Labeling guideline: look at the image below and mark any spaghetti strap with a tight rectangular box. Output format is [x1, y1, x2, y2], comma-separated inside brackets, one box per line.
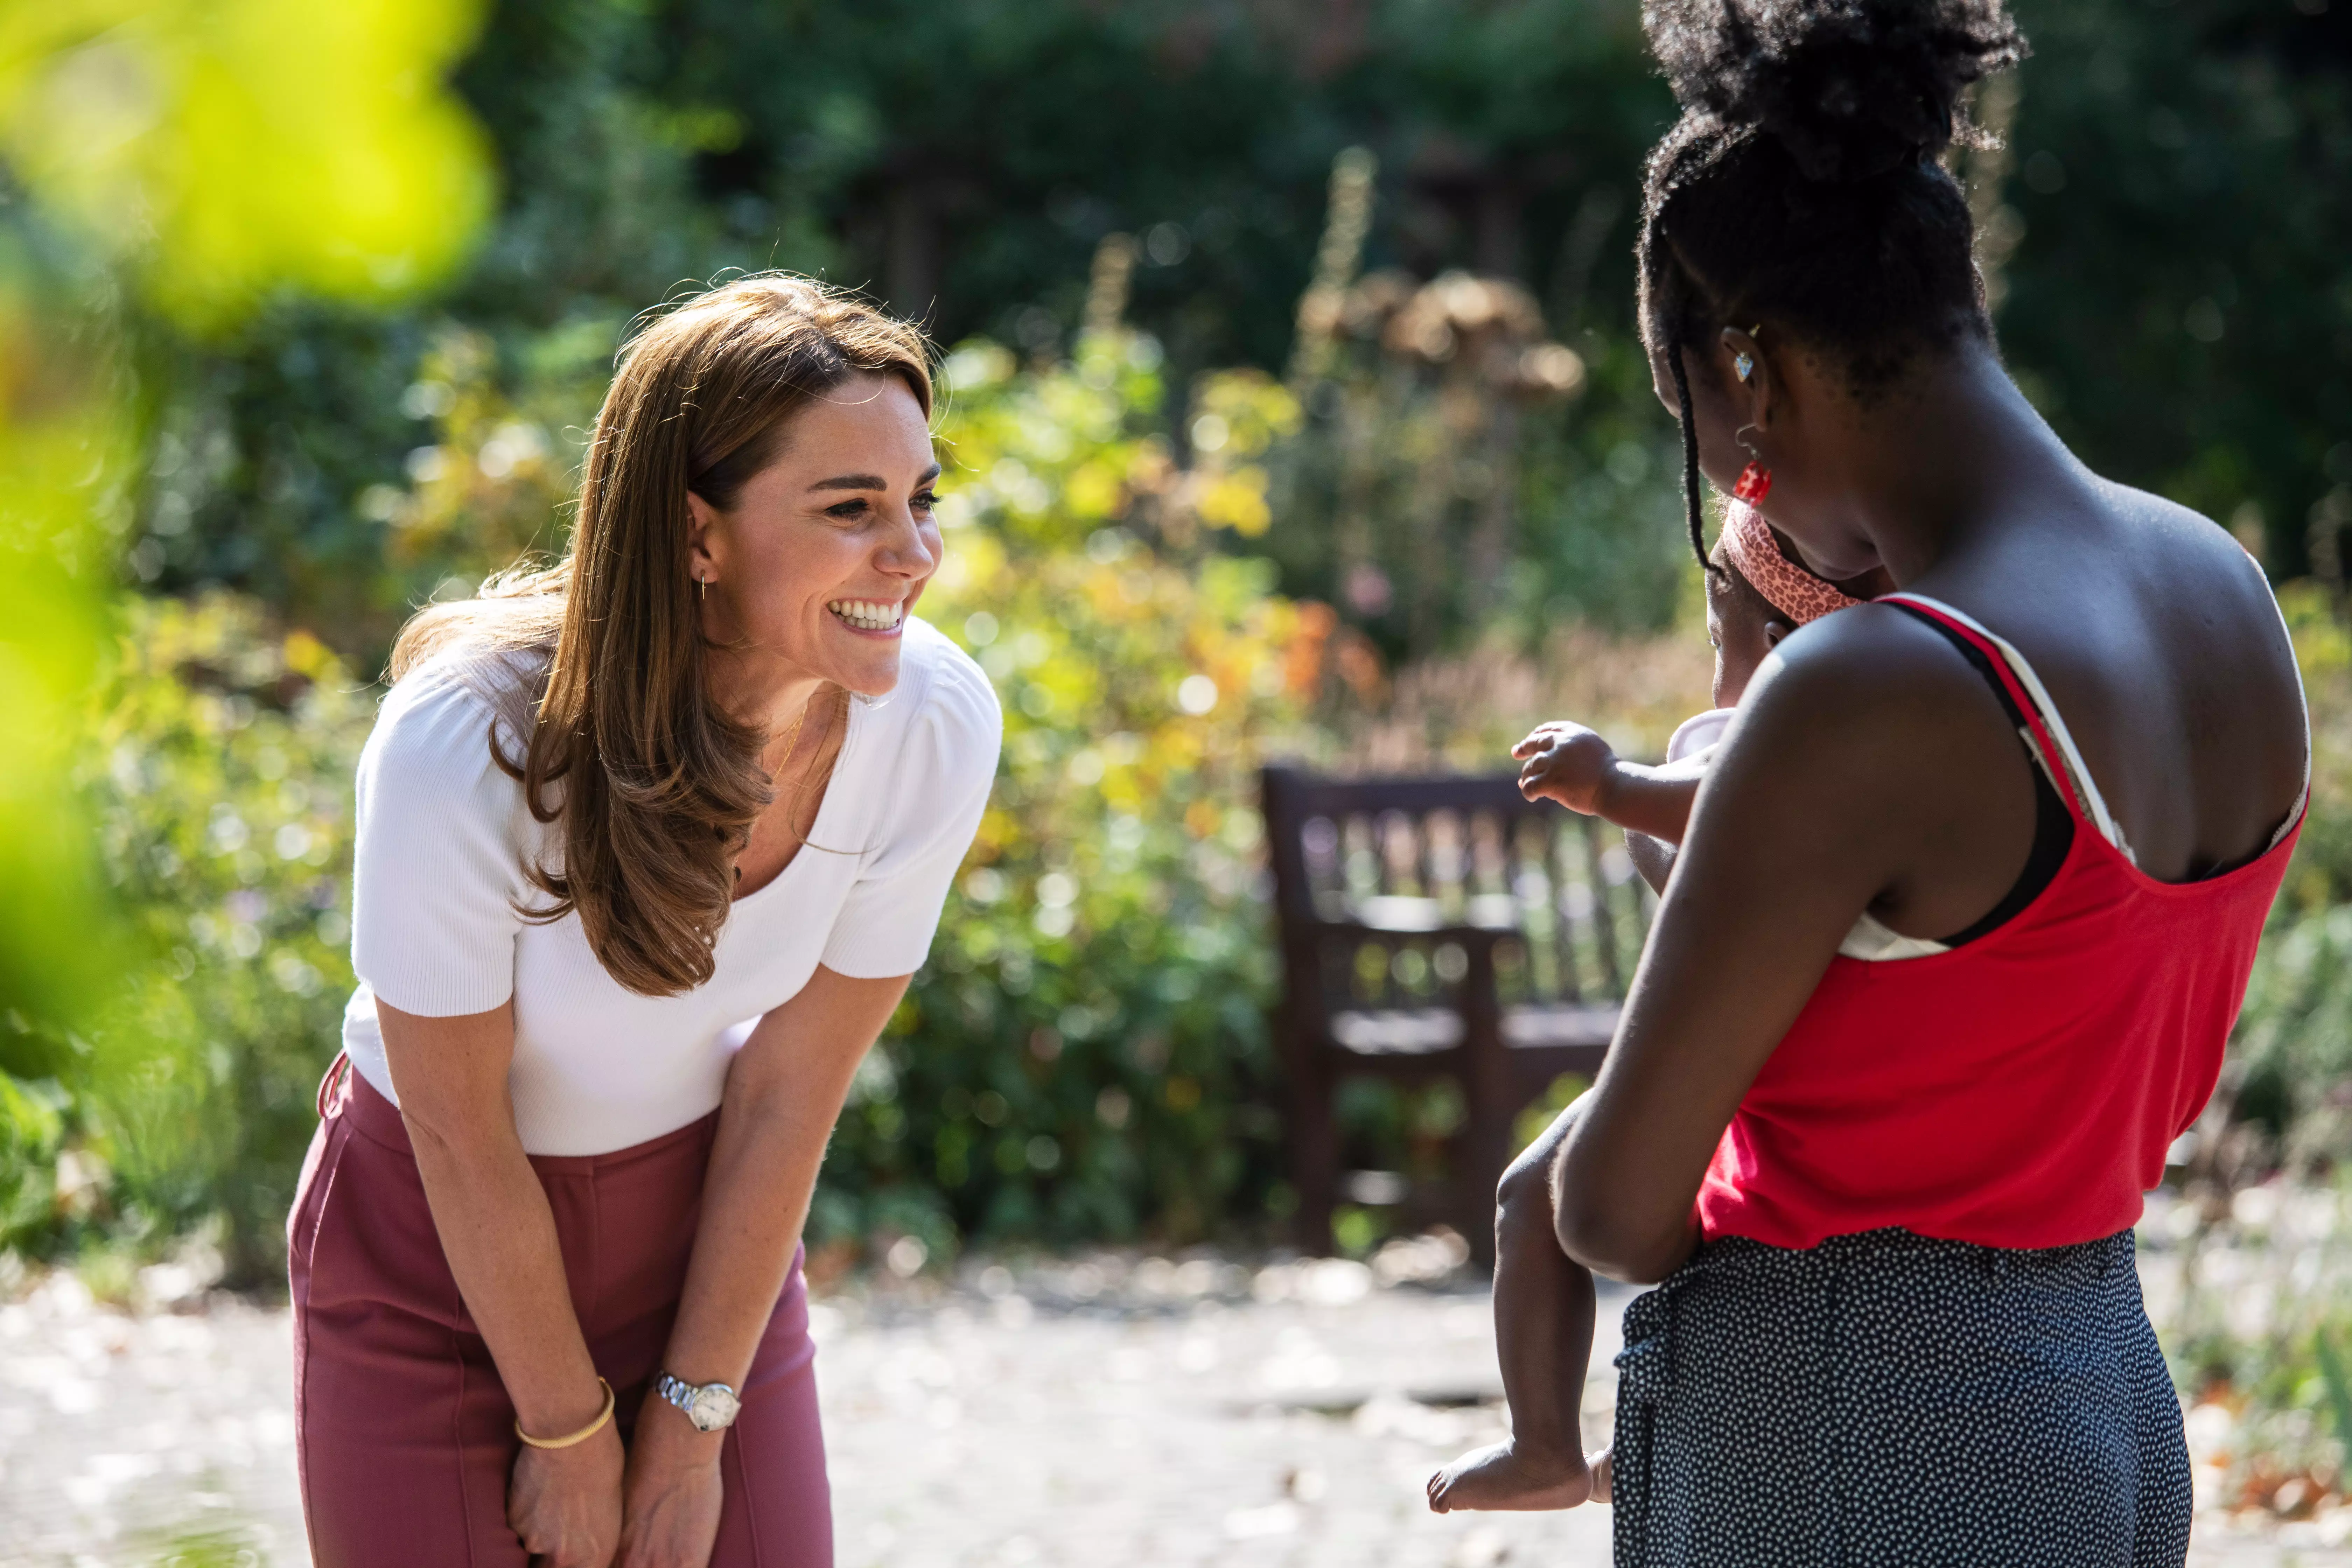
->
[1881, 592, 2132, 859]
[1888, 585, 2314, 862]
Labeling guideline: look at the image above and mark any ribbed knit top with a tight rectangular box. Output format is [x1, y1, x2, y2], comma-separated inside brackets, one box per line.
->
[338, 616, 1001, 1155]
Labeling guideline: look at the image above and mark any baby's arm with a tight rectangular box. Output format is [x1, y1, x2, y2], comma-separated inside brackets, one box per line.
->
[1513, 722, 1707, 844]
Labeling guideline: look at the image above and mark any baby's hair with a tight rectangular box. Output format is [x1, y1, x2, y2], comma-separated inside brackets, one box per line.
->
[1638, 0, 2028, 570]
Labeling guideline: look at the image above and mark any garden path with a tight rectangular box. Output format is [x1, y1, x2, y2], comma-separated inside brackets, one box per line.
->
[0, 1243, 2333, 1567]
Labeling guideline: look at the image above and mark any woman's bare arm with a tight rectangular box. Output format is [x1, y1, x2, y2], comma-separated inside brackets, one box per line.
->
[617, 964, 910, 1565]
[381, 1000, 606, 1433]
[1552, 609, 2044, 1282]
[378, 1000, 619, 1566]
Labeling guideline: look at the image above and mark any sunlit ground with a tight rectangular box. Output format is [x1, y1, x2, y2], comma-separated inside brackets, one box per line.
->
[1, 1219, 2342, 1567]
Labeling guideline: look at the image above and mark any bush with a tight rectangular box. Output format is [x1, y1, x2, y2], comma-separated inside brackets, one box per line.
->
[19, 595, 371, 1282]
[2225, 585, 2352, 1165]
[813, 331, 1324, 1256]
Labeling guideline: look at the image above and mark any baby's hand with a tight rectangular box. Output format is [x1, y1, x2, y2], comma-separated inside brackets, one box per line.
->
[1513, 722, 1618, 816]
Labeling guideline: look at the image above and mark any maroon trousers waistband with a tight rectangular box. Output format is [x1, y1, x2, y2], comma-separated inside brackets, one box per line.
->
[289, 1054, 831, 1567]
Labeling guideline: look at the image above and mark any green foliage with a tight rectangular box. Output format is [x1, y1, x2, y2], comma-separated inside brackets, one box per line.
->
[0, 232, 141, 1054]
[2000, 0, 2352, 574]
[0, 1073, 69, 1254]
[130, 0, 1692, 663]
[2318, 1326, 2352, 1466]
[121, 0, 2352, 665]
[2157, 1185, 2352, 1511]
[1269, 268, 1688, 659]
[2226, 586, 2352, 1165]
[0, 0, 492, 325]
[0, 0, 487, 1280]
[1513, 1071, 1589, 1156]
[65, 595, 369, 1281]
[814, 332, 1320, 1252]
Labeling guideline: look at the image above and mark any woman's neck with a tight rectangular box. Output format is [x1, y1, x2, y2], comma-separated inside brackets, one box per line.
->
[1802, 342, 2087, 588]
[706, 645, 830, 744]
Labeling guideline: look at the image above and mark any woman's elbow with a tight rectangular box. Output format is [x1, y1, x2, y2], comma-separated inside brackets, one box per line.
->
[396, 1094, 512, 1172]
[1551, 1169, 1689, 1286]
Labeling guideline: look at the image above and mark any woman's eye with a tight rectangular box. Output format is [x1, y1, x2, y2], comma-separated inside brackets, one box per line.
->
[826, 498, 869, 520]
[912, 489, 939, 512]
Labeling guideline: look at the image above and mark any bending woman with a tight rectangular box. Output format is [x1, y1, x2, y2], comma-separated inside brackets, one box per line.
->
[1553, 4, 2306, 1564]
[289, 277, 1000, 1568]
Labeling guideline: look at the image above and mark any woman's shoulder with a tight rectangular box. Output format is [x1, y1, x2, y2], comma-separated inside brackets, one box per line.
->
[1716, 602, 2012, 800]
[887, 614, 1003, 764]
[363, 641, 547, 795]
[840, 616, 1002, 849]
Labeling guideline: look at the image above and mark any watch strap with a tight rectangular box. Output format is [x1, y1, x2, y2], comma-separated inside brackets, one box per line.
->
[654, 1371, 740, 1430]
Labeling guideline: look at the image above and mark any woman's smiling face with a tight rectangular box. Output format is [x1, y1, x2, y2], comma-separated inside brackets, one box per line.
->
[688, 372, 943, 699]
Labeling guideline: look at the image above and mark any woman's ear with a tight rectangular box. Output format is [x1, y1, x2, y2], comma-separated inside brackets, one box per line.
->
[1763, 617, 1796, 649]
[686, 489, 722, 586]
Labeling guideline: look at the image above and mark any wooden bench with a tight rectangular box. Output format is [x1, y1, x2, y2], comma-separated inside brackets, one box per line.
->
[1260, 763, 1655, 1259]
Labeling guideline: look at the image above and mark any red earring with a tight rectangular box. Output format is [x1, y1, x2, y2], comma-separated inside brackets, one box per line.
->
[1733, 461, 1772, 506]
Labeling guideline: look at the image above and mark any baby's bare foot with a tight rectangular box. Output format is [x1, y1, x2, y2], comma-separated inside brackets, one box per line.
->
[1426, 1437, 1592, 1513]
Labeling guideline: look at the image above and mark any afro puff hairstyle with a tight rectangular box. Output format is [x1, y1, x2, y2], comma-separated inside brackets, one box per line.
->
[1638, 0, 2028, 571]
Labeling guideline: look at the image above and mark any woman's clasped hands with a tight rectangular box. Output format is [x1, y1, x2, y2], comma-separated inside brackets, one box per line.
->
[507, 1417, 624, 1568]
[507, 1407, 726, 1568]
[614, 1415, 729, 1568]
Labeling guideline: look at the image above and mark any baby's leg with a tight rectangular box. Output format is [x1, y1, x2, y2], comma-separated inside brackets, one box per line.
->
[1428, 1097, 1604, 1512]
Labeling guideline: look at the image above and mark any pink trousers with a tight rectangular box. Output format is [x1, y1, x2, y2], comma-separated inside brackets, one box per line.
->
[288, 1056, 831, 1567]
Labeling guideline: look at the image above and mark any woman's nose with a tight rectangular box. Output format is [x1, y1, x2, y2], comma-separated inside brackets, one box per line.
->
[875, 506, 938, 576]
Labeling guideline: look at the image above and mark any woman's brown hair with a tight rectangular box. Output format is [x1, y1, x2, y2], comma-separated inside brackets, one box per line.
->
[391, 274, 934, 996]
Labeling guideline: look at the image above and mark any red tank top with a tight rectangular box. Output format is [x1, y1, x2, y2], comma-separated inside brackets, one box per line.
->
[1697, 594, 2304, 1251]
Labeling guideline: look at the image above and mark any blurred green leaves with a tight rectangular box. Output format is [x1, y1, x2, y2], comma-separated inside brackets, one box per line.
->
[0, 0, 493, 326]
[0, 0, 487, 1268]
[76, 595, 369, 1276]
[0, 595, 370, 1275]
[0, 240, 128, 1033]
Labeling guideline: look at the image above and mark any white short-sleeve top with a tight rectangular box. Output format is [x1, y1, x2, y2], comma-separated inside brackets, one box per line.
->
[338, 616, 1001, 1155]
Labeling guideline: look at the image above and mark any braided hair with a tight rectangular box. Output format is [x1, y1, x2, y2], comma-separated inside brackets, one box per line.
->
[1637, 0, 2029, 570]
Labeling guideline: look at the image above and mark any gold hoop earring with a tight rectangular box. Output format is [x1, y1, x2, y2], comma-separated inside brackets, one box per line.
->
[699, 575, 708, 603]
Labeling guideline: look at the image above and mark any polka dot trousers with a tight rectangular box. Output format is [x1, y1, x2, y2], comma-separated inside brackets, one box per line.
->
[1610, 1228, 2190, 1567]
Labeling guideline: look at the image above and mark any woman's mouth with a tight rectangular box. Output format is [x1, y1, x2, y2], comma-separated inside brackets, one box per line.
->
[827, 598, 906, 635]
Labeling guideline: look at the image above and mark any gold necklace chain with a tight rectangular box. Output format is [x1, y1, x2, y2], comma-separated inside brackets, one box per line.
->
[765, 690, 818, 780]
[769, 687, 847, 849]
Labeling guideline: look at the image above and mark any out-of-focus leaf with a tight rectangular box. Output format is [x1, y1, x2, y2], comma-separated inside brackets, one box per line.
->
[0, 0, 493, 326]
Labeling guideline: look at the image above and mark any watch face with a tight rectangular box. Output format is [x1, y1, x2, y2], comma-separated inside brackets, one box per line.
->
[689, 1385, 741, 1432]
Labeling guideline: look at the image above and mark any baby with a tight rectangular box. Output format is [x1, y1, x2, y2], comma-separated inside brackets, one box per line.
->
[1427, 505, 1882, 1514]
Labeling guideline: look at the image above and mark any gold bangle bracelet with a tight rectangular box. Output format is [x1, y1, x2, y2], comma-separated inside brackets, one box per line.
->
[515, 1377, 615, 1450]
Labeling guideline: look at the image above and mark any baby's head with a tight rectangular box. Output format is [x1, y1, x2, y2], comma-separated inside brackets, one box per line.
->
[1707, 504, 1899, 707]
[1706, 544, 1793, 708]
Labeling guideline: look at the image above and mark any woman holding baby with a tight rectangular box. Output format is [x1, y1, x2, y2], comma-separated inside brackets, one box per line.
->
[1434, 2, 2307, 1564]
